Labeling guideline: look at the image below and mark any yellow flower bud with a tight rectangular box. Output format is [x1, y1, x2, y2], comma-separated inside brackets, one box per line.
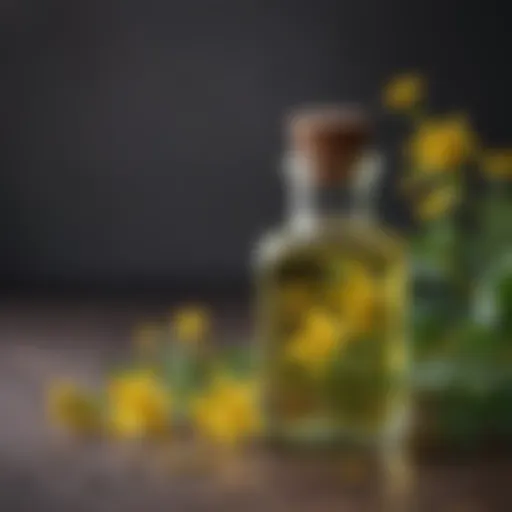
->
[47, 380, 102, 436]
[383, 72, 425, 111]
[172, 306, 210, 343]
[416, 186, 459, 221]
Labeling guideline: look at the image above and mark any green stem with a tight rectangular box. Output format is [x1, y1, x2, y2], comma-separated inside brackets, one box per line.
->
[451, 165, 479, 315]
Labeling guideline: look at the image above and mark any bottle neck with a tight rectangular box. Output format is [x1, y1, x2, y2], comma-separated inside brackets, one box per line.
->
[282, 150, 383, 230]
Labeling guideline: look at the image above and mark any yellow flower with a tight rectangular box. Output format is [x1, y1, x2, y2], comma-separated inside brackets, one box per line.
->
[107, 371, 171, 439]
[286, 309, 345, 373]
[416, 186, 459, 221]
[482, 149, 512, 179]
[47, 381, 102, 436]
[172, 306, 209, 343]
[383, 72, 425, 111]
[340, 262, 377, 335]
[408, 115, 475, 171]
[192, 377, 261, 446]
[328, 262, 376, 336]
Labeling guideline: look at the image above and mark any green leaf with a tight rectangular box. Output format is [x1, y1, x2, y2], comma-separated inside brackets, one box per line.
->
[496, 264, 512, 336]
[411, 219, 456, 273]
[481, 196, 512, 258]
[163, 343, 212, 420]
[472, 252, 512, 338]
[411, 268, 462, 357]
[484, 385, 512, 436]
[413, 359, 459, 390]
[454, 323, 499, 363]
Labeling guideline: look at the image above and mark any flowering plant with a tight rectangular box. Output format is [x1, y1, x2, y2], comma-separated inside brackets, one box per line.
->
[384, 73, 512, 447]
[47, 307, 261, 451]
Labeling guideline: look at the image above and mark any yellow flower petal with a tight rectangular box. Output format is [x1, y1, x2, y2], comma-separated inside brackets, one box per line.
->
[47, 381, 102, 436]
[191, 377, 261, 445]
[338, 263, 376, 335]
[416, 186, 459, 221]
[408, 115, 476, 171]
[106, 372, 171, 439]
[108, 370, 159, 404]
[285, 309, 345, 373]
[108, 407, 147, 438]
[383, 72, 425, 111]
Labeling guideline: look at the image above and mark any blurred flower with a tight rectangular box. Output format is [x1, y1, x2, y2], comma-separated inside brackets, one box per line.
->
[482, 149, 512, 179]
[107, 371, 171, 439]
[383, 72, 425, 111]
[335, 262, 377, 335]
[47, 381, 102, 436]
[192, 375, 261, 445]
[172, 306, 210, 343]
[408, 115, 475, 171]
[286, 309, 345, 373]
[416, 186, 459, 221]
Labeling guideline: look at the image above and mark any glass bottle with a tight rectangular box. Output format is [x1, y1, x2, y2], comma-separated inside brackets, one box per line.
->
[254, 105, 410, 454]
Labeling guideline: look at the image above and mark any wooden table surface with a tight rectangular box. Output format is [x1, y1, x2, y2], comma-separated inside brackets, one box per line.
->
[0, 296, 510, 511]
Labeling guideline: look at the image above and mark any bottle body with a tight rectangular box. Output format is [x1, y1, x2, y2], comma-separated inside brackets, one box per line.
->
[255, 217, 408, 449]
[255, 106, 410, 452]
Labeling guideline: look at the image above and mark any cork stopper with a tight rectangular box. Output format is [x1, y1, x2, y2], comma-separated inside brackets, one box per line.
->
[286, 104, 371, 185]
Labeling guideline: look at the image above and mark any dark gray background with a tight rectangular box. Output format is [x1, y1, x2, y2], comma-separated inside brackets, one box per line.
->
[1, 0, 510, 292]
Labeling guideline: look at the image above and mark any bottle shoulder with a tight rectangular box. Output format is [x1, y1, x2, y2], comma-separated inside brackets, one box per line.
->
[254, 217, 406, 272]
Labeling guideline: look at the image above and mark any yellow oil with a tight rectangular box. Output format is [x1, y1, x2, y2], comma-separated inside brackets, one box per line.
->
[255, 218, 408, 447]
